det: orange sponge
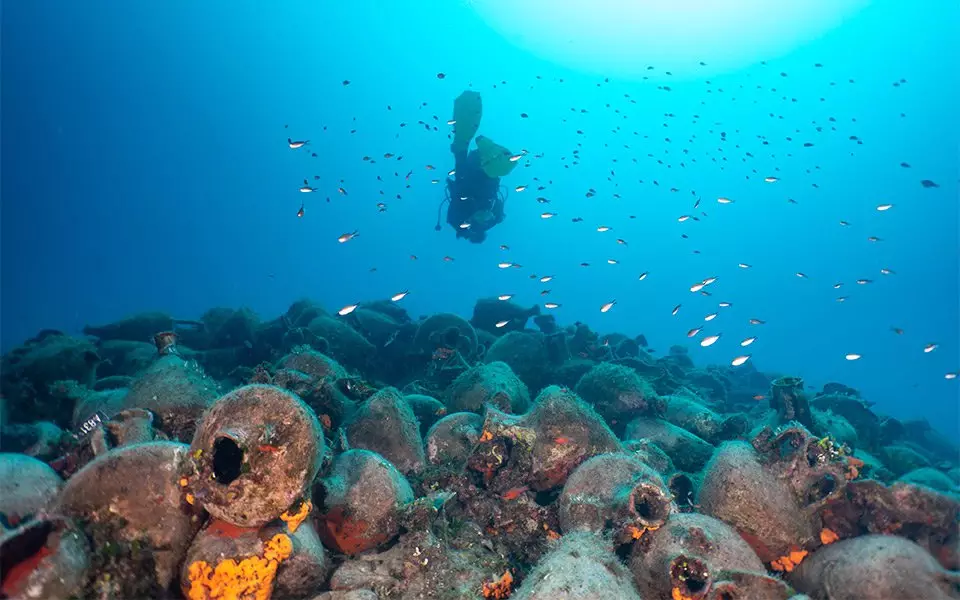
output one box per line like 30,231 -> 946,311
482,570 -> 514,599
770,548 -> 808,573
186,533 -> 293,600
280,499 -> 312,533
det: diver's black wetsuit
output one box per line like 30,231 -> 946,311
446,146 -> 504,242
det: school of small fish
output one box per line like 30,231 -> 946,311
281,61 -> 953,383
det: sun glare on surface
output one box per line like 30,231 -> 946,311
471,0 -> 870,78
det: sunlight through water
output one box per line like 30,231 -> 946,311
471,0 -> 871,78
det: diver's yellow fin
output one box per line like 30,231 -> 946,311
452,91 -> 482,152
475,135 -> 518,178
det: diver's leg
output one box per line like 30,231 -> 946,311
452,147 -> 468,174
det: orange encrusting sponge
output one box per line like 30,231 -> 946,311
186,533 -> 293,600
769,548 -> 808,573
280,499 -> 312,533
482,570 -> 514,599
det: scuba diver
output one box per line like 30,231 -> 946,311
434,91 -> 518,244
441,140 -> 506,243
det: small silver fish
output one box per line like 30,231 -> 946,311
700,334 -> 721,347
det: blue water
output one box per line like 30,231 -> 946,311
3,1 -> 958,437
